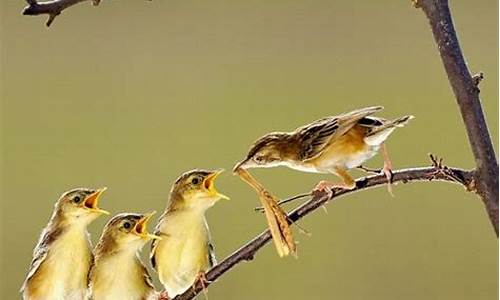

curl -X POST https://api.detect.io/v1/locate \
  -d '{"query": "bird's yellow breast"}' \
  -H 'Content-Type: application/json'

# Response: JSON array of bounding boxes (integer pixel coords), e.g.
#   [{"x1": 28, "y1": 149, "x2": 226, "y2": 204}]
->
[
  {"x1": 91, "y1": 253, "x2": 154, "y2": 300},
  {"x1": 24, "y1": 227, "x2": 92, "y2": 300},
  {"x1": 154, "y1": 210, "x2": 210, "y2": 297}
]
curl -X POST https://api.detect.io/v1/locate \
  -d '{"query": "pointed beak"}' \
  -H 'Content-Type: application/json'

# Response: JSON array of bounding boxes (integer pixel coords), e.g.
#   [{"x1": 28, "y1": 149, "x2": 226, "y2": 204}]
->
[
  {"x1": 134, "y1": 211, "x2": 161, "y2": 240},
  {"x1": 204, "y1": 169, "x2": 230, "y2": 200},
  {"x1": 233, "y1": 159, "x2": 249, "y2": 173},
  {"x1": 83, "y1": 187, "x2": 109, "y2": 215}
]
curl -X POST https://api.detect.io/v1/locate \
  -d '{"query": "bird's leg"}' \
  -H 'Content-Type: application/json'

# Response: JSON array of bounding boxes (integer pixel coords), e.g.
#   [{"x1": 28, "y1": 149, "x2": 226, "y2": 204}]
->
[
  {"x1": 313, "y1": 167, "x2": 356, "y2": 199},
  {"x1": 193, "y1": 271, "x2": 210, "y2": 300},
  {"x1": 380, "y1": 143, "x2": 394, "y2": 196},
  {"x1": 157, "y1": 291, "x2": 170, "y2": 300}
]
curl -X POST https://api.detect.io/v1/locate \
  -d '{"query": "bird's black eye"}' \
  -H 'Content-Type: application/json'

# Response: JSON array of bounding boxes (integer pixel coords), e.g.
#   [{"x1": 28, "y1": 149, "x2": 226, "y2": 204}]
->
[
  {"x1": 123, "y1": 222, "x2": 131, "y2": 229},
  {"x1": 191, "y1": 177, "x2": 200, "y2": 185},
  {"x1": 255, "y1": 156, "x2": 263, "y2": 163},
  {"x1": 73, "y1": 196, "x2": 82, "y2": 203}
]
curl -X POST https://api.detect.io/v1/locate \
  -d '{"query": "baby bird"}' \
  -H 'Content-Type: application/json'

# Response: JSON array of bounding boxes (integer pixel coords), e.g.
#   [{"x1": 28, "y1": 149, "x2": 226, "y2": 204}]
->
[
  {"x1": 21, "y1": 187, "x2": 108, "y2": 300},
  {"x1": 89, "y1": 212, "x2": 160, "y2": 300},
  {"x1": 234, "y1": 106, "x2": 413, "y2": 195},
  {"x1": 151, "y1": 169, "x2": 228, "y2": 299}
]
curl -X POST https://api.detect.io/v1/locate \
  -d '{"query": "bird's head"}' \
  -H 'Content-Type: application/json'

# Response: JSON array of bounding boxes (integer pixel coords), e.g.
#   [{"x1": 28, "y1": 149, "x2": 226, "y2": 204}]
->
[
  {"x1": 55, "y1": 187, "x2": 109, "y2": 224},
  {"x1": 233, "y1": 132, "x2": 291, "y2": 171},
  {"x1": 99, "y1": 212, "x2": 160, "y2": 252},
  {"x1": 169, "y1": 169, "x2": 229, "y2": 211}
]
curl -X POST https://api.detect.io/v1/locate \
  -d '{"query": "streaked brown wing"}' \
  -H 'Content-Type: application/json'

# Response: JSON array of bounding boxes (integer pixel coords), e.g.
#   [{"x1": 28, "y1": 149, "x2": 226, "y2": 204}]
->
[
  {"x1": 207, "y1": 241, "x2": 217, "y2": 268},
  {"x1": 140, "y1": 261, "x2": 155, "y2": 290},
  {"x1": 21, "y1": 226, "x2": 64, "y2": 292},
  {"x1": 150, "y1": 231, "x2": 160, "y2": 270},
  {"x1": 150, "y1": 215, "x2": 165, "y2": 270},
  {"x1": 296, "y1": 117, "x2": 341, "y2": 161},
  {"x1": 296, "y1": 106, "x2": 383, "y2": 161},
  {"x1": 21, "y1": 247, "x2": 48, "y2": 292}
]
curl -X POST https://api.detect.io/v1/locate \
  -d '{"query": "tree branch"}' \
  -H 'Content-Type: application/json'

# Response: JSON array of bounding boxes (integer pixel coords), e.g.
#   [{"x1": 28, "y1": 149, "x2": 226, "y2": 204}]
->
[
  {"x1": 175, "y1": 163, "x2": 474, "y2": 300},
  {"x1": 22, "y1": 0, "x2": 94, "y2": 27},
  {"x1": 416, "y1": 0, "x2": 499, "y2": 235}
]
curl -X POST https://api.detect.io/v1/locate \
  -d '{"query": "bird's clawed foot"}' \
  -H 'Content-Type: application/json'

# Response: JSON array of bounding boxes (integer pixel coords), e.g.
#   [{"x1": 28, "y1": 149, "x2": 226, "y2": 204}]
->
[
  {"x1": 313, "y1": 181, "x2": 352, "y2": 199},
  {"x1": 158, "y1": 291, "x2": 170, "y2": 300},
  {"x1": 193, "y1": 271, "x2": 211, "y2": 299},
  {"x1": 382, "y1": 154, "x2": 394, "y2": 197}
]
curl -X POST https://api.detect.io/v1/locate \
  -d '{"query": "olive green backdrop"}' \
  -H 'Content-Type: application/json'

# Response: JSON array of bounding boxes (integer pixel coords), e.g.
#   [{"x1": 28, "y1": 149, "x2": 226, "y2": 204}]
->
[{"x1": 1, "y1": 0, "x2": 498, "y2": 299}]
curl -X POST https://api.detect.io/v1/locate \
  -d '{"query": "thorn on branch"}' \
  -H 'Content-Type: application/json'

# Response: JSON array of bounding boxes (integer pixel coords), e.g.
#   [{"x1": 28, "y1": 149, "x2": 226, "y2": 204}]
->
[
  {"x1": 428, "y1": 153, "x2": 475, "y2": 191},
  {"x1": 429, "y1": 153, "x2": 443, "y2": 169},
  {"x1": 472, "y1": 72, "x2": 484, "y2": 93},
  {"x1": 472, "y1": 72, "x2": 484, "y2": 86}
]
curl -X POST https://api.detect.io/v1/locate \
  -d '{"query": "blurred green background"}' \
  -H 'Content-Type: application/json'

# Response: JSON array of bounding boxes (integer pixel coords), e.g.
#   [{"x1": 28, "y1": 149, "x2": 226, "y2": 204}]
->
[{"x1": 1, "y1": 0, "x2": 498, "y2": 299}]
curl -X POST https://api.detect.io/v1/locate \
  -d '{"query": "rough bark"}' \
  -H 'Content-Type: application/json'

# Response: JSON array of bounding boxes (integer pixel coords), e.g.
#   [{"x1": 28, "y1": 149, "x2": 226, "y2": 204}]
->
[{"x1": 416, "y1": 0, "x2": 499, "y2": 235}]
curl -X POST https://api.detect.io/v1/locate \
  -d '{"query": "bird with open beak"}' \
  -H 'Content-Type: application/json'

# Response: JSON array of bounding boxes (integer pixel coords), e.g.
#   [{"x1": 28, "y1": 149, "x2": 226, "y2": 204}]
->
[
  {"x1": 89, "y1": 212, "x2": 161, "y2": 300},
  {"x1": 150, "y1": 169, "x2": 228, "y2": 299},
  {"x1": 21, "y1": 187, "x2": 108, "y2": 300},
  {"x1": 234, "y1": 106, "x2": 413, "y2": 195}
]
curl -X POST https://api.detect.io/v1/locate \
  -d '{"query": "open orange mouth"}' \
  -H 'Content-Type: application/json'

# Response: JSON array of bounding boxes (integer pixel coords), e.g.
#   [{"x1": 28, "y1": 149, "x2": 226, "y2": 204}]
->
[
  {"x1": 134, "y1": 212, "x2": 161, "y2": 240},
  {"x1": 203, "y1": 169, "x2": 229, "y2": 200},
  {"x1": 83, "y1": 187, "x2": 109, "y2": 214}
]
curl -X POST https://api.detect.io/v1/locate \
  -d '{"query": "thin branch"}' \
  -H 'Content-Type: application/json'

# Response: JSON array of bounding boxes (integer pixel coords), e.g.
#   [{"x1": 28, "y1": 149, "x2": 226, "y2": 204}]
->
[
  {"x1": 416, "y1": 0, "x2": 499, "y2": 235},
  {"x1": 254, "y1": 192, "x2": 312, "y2": 212},
  {"x1": 175, "y1": 164, "x2": 474, "y2": 300},
  {"x1": 22, "y1": 0, "x2": 94, "y2": 27}
]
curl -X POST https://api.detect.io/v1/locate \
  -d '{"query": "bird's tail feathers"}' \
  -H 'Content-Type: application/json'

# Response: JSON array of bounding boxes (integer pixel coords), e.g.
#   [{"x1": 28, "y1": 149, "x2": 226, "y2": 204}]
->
[
  {"x1": 388, "y1": 115, "x2": 414, "y2": 127},
  {"x1": 364, "y1": 115, "x2": 414, "y2": 146}
]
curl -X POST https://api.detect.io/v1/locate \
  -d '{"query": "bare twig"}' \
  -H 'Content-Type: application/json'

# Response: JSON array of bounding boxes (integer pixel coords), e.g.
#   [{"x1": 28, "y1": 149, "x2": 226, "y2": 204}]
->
[
  {"x1": 254, "y1": 192, "x2": 312, "y2": 212},
  {"x1": 22, "y1": 0, "x2": 90, "y2": 27},
  {"x1": 416, "y1": 0, "x2": 499, "y2": 235},
  {"x1": 175, "y1": 164, "x2": 474, "y2": 300},
  {"x1": 23, "y1": 0, "x2": 94, "y2": 27}
]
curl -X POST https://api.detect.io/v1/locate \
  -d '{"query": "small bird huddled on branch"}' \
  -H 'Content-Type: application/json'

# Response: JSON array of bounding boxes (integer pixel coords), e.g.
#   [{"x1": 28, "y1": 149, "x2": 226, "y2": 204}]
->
[
  {"x1": 235, "y1": 106, "x2": 413, "y2": 195},
  {"x1": 150, "y1": 169, "x2": 228, "y2": 299},
  {"x1": 89, "y1": 212, "x2": 161, "y2": 300},
  {"x1": 21, "y1": 187, "x2": 108, "y2": 300}
]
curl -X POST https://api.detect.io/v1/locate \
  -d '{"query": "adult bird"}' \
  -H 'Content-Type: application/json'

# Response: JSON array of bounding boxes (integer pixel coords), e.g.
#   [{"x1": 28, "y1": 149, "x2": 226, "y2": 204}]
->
[{"x1": 234, "y1": 106, "x2": 413, "y2": 196}]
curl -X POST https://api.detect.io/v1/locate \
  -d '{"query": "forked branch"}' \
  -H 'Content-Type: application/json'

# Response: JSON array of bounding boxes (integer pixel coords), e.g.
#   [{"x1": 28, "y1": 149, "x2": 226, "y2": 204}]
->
[{"x1": 175, "y1": 159, "x2": 474, "y2": 300}]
